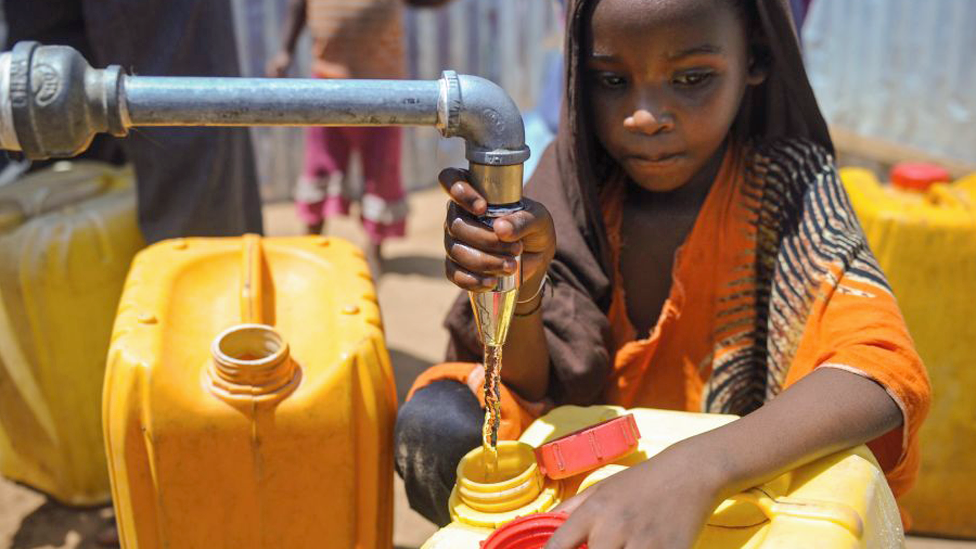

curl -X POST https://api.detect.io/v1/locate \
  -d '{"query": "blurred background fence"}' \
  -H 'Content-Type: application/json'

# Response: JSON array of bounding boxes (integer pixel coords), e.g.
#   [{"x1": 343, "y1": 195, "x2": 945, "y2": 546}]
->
[
  {"x1": 229, "y1": 0, "x2": 561, "y2": 202},
  {"x1": 2, "y1": 1, "x2": 973, "y2": 194},
  {"x1": 803, "y1": 0, "x2": 976, "y2": 175}
]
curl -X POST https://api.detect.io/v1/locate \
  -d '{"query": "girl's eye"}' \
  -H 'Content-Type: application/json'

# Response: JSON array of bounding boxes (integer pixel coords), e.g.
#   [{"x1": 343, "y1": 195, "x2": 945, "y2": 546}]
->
[
  {"x1": 599, "y1": 73, "x2": 627, "y2": 89},
  {"x1": 672, "y1": 71, "x2": 714, "y2": 87}
]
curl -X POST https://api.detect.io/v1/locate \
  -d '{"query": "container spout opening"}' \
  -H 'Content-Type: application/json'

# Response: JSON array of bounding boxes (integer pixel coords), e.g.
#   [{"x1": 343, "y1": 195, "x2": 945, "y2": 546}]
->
[
  {"x1": 449, "y1": 440, "x2": 562, "y2": 528},
  {"x1": 215, "y1": 323, "x2": 284, "y2": 363},
  {"x1": 209, "y1": 324, "x2": 298, "y2": 399},
  {"x1": 456, "y1": 441, "x2": 545, "y2": 513}
]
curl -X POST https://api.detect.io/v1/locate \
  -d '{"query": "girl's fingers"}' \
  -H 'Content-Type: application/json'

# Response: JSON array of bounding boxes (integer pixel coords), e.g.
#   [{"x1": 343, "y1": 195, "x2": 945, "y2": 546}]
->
[
  {"x1": 551, "y1": 490, "x2": 593, "y2": 516},
  {"x1": 445, "y1": 203, "x2": 523, "y2": 255},
  {"x1": 585, "y1": 522, "x2": 628, "y2": 549},
  {"x1": 440, "y1": 173, "x2": 553, "y2": 255},
  {"x1": 444, "y1": 232, "x2": 519, "y2": 277},
  {"x1": 520, "y1": 253, "x2": 549, "y2": 284},
  {"x1": 492, "y1": 199, "x2": 555, "y2": 253},
  {"x1": 492, "y1": 208, "x2": 537, "y2": 241},
  {"x1": 544, "y1": 510, "x2": 593, "y2": 549},
  {"x1": 440, "y1": 179, "x2": 554, "y2": 292},
  {"x1": 445, "y1": 257, "x2": 497, "y2": 292},
  {"x1": 439, "y1": 168, "x2": 487, "y2": 216},
  {"x1": 624, "y1": 538, "x2": 657, "y2": 549}
]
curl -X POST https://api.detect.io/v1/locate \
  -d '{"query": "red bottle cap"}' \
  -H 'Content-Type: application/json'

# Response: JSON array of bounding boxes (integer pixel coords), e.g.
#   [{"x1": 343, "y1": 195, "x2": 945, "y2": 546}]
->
[
  {"x1": 481, "y1": 513, "x2": 587, "y2": 549},
  {"x1": 534, "y1": 414, "x2": 640, "y2": 480},
  {"x1": 890, "y1": 163, "x2": 951, "y2": 192}
]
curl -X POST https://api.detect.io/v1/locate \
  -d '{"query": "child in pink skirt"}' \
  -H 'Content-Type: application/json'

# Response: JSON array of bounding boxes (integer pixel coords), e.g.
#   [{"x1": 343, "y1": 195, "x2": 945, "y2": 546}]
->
[
  {"x1": 270, "y1": 0, "x2": 447, "y2": 269},
  {"x1": 295, "y1": 124, "x2": 408, "y2": 266}
]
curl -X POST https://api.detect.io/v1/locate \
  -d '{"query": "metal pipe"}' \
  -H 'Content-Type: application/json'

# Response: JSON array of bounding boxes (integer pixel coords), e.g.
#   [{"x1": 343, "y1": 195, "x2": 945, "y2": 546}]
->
[
  {"x1": 123, "y1": 77, "x2": 442, "y2": 128},
  {"x1": 0, "y1": 42, "x2": 529, "y2": 171},
  {"x1": 0, "y1": 41, "x2": 529, "y2": 347}
]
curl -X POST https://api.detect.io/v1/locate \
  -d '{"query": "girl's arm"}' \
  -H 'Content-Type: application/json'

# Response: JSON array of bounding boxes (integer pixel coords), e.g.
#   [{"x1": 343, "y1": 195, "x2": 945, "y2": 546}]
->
[
  {"x1": 279, "y1": 0, "x2": 307, "y2": 56},
  {"x1": 547, "y1": 367, "x2": 901, "y2": 548},
  {"x1": 495, "y1": 269, "x2": 551, "y2": 400},
  {"x1": 698, "y1": 366, "x2": 901, "y2": 500},
  {"x1": 440, "y1": 168, "x2": 557, "y2": 401},
  {"x1": 267, "y1": 0, "x2": 306, "y2": 77}
]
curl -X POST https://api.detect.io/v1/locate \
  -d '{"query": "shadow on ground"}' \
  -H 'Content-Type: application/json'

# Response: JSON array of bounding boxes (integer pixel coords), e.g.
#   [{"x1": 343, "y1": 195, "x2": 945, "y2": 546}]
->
[
  {"x1": 11, "y1": 500, "x2": 111, "y2": 549},
  {"x1": 389, "y1": 347, "x2": 435, "y2": 405},
  {"x1": 383, "y1": 255, "x2": 443, "y2": 279}
]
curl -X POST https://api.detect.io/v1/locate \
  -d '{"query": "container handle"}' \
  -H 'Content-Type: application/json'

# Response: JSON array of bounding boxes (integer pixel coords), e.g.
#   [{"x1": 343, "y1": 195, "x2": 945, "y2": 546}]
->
[{"x1": 727, "y1": 488, "x2": 864, "y2": 538}]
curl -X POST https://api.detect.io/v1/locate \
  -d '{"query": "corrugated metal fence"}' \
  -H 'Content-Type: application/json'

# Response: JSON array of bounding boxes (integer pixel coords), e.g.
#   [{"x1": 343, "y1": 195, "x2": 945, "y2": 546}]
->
[
  {"x1": 803, "y1": 0, "x2": 976, "y2": 165},
  {"x1": 230, "y1": 0, "x2": 560, "y2": 201}
]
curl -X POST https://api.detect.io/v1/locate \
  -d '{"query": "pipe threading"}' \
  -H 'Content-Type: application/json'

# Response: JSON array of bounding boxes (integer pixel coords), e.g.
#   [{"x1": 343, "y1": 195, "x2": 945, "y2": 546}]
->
[
  {"x1": 209, "y1": 324, "x2": 298, "y2": 398},
  {"x1": 456, "y1": 441, "x2": 545, "y2": 513}
]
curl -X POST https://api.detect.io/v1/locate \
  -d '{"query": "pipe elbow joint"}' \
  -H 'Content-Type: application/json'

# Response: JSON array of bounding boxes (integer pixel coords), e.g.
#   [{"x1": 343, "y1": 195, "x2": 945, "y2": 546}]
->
[
  {"x1": 0, "y1": 42, "x2": 128, "y2": 160},
  {"x1": 438, "y1": 71, "x2": 529, "y2": 166}
]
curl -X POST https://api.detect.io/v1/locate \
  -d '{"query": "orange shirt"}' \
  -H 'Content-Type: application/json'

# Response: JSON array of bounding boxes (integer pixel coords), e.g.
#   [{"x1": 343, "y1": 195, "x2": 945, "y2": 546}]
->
[{"x1": 600, "y1": 143, "x2": 927, "y2": 499}]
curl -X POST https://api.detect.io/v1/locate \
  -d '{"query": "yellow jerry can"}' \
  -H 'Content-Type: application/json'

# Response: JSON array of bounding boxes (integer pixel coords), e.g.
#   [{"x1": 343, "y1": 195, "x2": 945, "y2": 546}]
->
[
  {"x1": 423, "y1": 406, "x2": 904, "y2": 549},
  {"x1": 841, "y1": 165, "x2": 976, "y2": 538},
  {"x1": 0, "y1": 161, "x2": 143, "y2": 506},
  {"x1": 103, "y1": 234, "x2": 397, "y2": 548}
]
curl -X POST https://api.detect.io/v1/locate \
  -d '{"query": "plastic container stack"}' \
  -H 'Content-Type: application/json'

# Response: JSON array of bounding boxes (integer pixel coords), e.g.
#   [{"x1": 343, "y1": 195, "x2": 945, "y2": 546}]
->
[
  {"x1": 842, "y1": 164, "x2": 976, "y2": 538},
  {"x1": 0, "y1": 161, "x2": 142, "y2": 505}
]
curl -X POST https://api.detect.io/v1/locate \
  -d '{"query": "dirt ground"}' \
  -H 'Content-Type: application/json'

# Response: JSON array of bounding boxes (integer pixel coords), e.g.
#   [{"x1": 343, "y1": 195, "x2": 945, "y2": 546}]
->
[{"x1": 0, "y1": 188, "x2": 971, "y2": 548}]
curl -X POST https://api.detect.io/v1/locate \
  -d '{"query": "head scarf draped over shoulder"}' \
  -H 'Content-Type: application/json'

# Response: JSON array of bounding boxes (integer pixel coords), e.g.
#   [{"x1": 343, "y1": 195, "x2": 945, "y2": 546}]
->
[{"x1": 445, "y1": 0, "x2": 835, "y2": 408}]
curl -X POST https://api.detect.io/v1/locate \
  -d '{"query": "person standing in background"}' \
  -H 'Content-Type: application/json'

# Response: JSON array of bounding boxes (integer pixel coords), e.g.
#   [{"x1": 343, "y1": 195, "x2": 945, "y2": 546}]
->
[
  {"x1": 4, "y1": 0, "x2": 264, "y2": 243},
  {"x1": 790, "y1": 0, "x2": 814, "y2": 29},
  {"x1": 269, "y1": 0, "x2": 451, "y2": 273},
  {"x1": 4, "y1": 3, "x2": 263, "y2": 544}
]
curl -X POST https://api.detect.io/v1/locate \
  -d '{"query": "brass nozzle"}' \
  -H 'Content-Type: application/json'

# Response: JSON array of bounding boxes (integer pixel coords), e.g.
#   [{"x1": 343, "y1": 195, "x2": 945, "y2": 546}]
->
[{"x1": 469, "y1": 163, "x2": 523, "y2": 206}]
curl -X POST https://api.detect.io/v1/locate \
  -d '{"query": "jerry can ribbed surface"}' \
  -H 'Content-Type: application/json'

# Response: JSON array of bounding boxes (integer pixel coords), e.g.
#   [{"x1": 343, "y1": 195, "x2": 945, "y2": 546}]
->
[
  {"x1": 0, "y1": 161, "x2": 143, "y2": 505},
  {"x1": 842, "y1": 167, "x2": 976, "y2": 538},
  {"x1": 423, "y1": 406, "x2": 904, "y2": 549},
  {"x1": 103, "y1": 234, "x2": 396, "y2": 548}
]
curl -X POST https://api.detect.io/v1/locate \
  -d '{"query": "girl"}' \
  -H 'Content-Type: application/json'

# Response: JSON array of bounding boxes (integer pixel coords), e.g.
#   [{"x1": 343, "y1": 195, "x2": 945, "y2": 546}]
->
[{"x1": 395, "y1": 0, "x2": 930, "y2": 546}]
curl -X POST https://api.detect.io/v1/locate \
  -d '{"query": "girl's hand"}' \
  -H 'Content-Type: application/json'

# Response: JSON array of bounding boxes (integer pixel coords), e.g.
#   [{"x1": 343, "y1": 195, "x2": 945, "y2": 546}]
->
[
  {"x1": 440, "y1": 167, "x2": 556, "y2": 295},
  {"x1": 266, "y1": 52, "x2": 293, "y2": 78},
  {"x1": 310, "y1": 59, "x2": 352, "y2": 79},
  {"x1": 546, "y1": 441, "x2": 726, "y2": 549},
  {"x1": 545, "y1": 367, "x2": 908, "y2": 549}
]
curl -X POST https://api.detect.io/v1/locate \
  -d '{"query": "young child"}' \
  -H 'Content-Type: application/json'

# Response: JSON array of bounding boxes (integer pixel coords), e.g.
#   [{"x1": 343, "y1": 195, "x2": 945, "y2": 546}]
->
[
  {"x1": 395, "y1": 0, "x2": 930, "y2": 545},
  {"x1": 270, "y1": 0, "x2": 448, "y2": 269}
]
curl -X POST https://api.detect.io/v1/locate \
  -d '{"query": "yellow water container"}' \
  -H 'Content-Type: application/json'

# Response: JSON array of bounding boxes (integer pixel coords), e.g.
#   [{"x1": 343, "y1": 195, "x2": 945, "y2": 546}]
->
[
  {"x1": 841, "y1": 165, "x2": 976, "y2": 537},
  {"x1": 423, "y1": 406, "x2": 904, "y2": 548},
  {"x1": 103, "y1": 234, "x2": 397, "y2": 548},
  {"x1": 0, "y1": 161, "x2": 142, "y2": 505}
]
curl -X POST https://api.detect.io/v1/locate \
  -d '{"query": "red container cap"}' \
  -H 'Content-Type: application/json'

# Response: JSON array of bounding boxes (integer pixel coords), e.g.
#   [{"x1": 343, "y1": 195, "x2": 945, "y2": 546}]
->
[
  {"x1": 534, "y1": 414, "x2": 640, "y2": 480},
  {"x1": 890, "y1": 163, "x2": 951, "y2": 192},
  {"x1": 481, "y1": 513, "x2": 587, "y2": 549}
]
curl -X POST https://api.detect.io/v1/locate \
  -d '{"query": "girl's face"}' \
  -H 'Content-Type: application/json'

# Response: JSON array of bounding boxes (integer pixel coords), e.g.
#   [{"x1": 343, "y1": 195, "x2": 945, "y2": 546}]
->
[{"x1": 584, "y1": 0, "x2": 764, "y2": 192}]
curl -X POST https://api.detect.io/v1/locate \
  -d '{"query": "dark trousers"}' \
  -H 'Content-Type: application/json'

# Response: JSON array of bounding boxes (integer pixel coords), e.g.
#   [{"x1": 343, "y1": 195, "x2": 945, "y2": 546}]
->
[
  {"x1": 4, "y1": 0, "x2": 263, "y2": 243},
  {"x1": 394, "y1": 380, "x2": 484, "y2": 526}
]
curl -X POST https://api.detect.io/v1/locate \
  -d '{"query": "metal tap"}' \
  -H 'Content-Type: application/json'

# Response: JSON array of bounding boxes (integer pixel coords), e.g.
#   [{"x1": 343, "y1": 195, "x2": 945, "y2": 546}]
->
[{"x1": 0, "y1": 41, "x2": 527, "y2": 348}]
